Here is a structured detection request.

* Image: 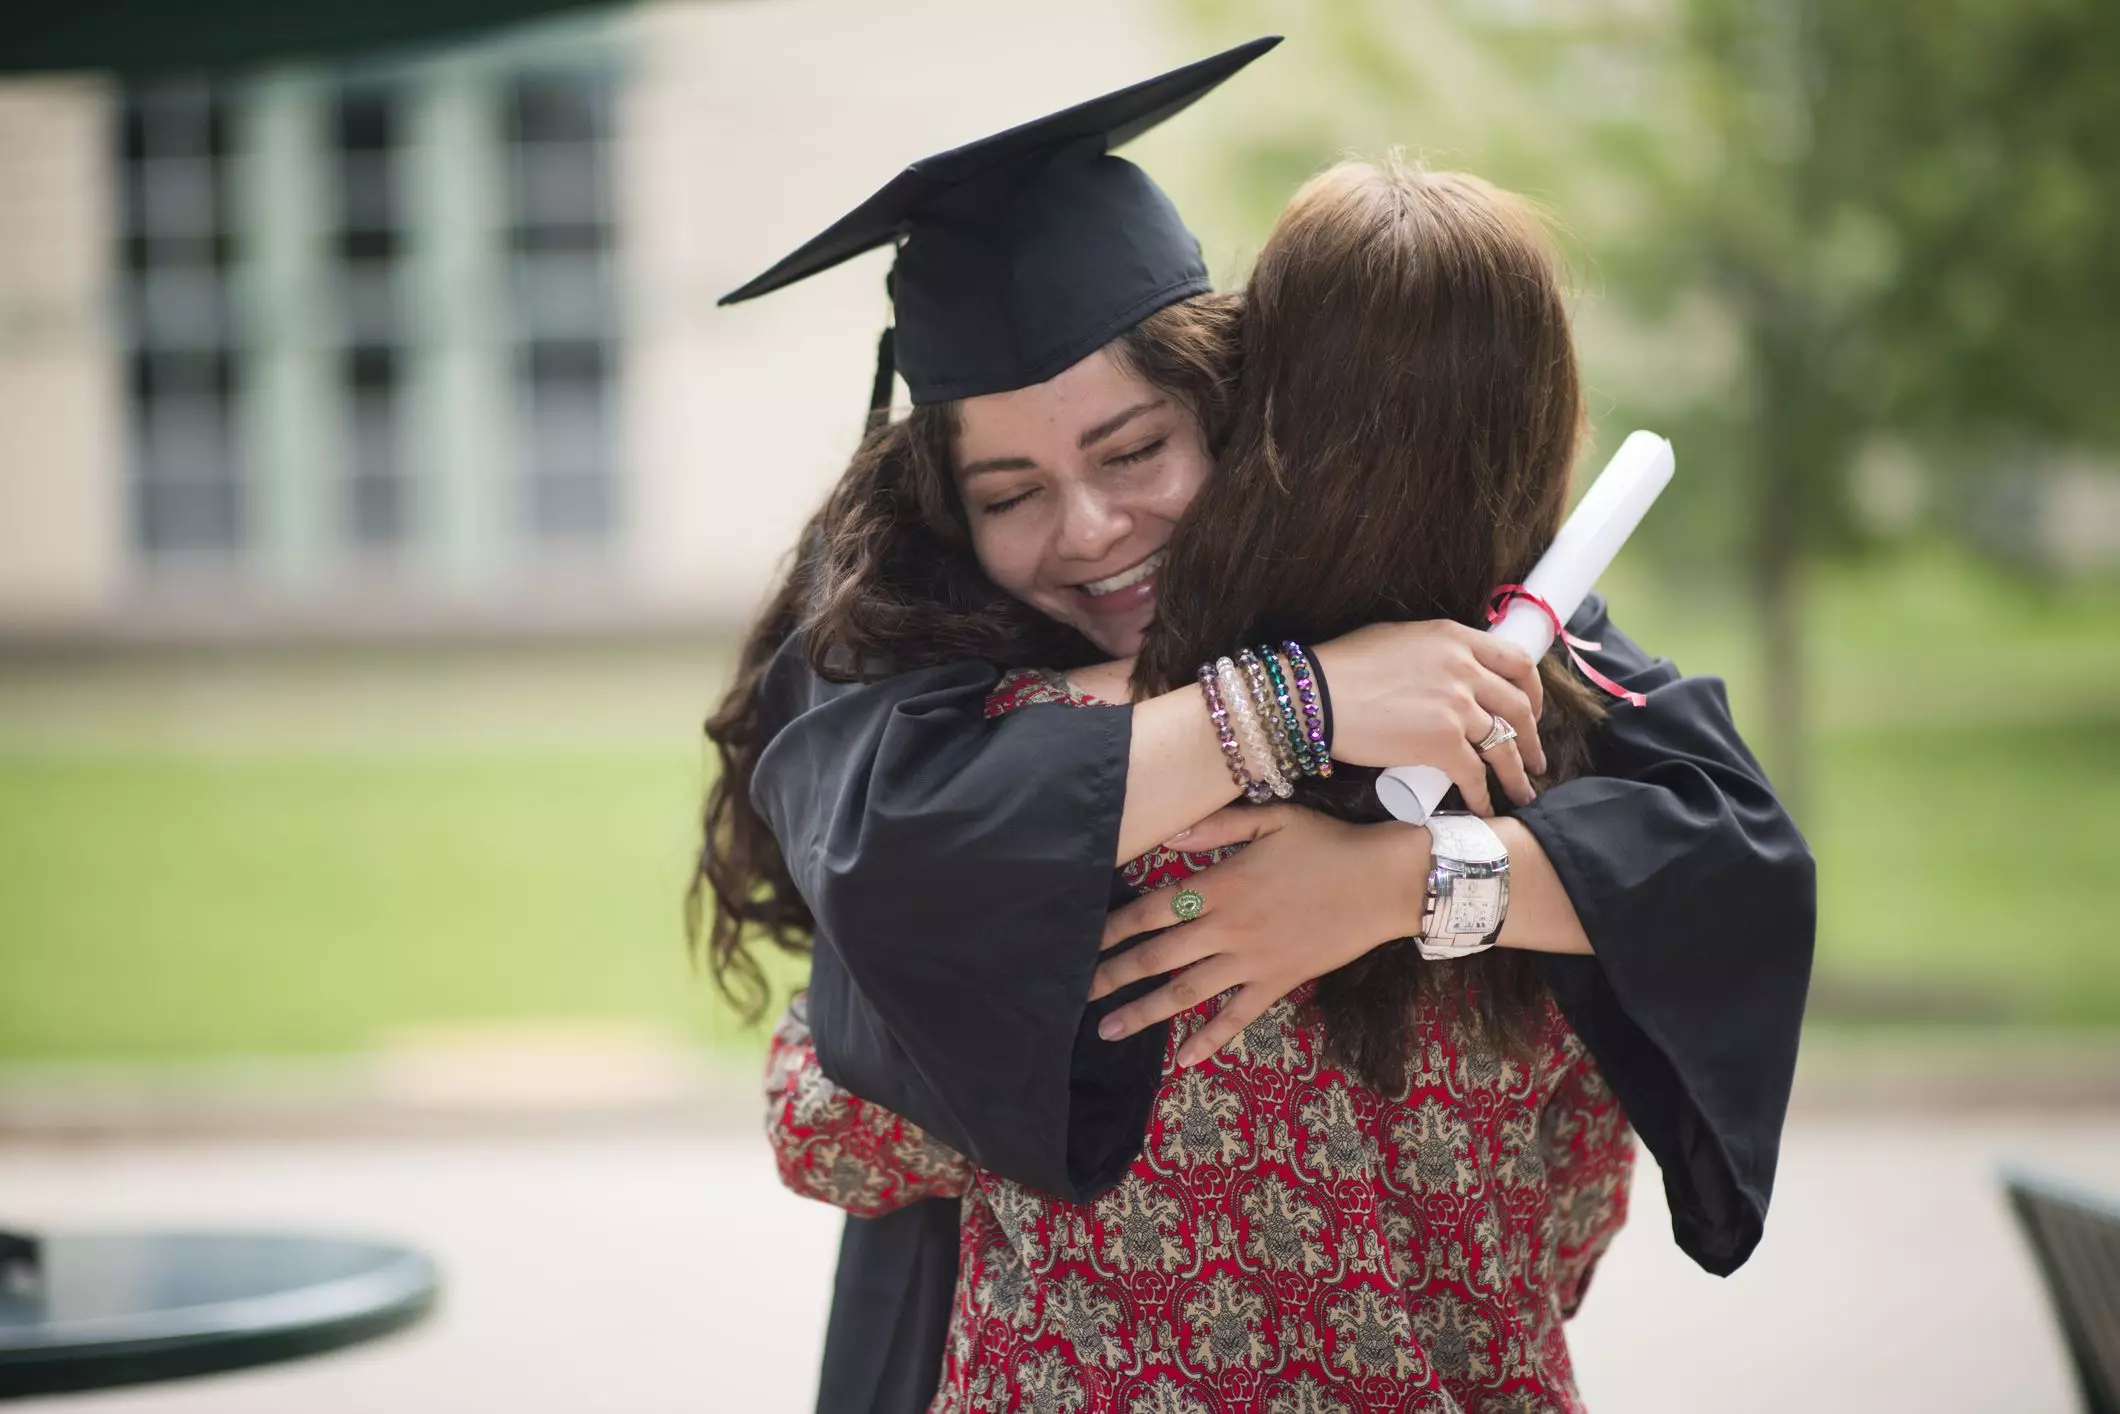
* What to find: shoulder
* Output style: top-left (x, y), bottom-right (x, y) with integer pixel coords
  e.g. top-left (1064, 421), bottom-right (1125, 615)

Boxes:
top-left (983, 667), bottom-right (1095, 718)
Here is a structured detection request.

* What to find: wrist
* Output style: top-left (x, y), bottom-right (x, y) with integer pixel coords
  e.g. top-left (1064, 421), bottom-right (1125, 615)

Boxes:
top-left (1368, 821), bottom-right (1434, 940)
top-left (1414, 812), bottom-right (1512, 959)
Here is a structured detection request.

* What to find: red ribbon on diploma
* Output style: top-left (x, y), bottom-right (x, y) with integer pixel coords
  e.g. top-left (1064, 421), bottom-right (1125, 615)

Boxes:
top-left (1485, 584), bottom-right (1648, 708)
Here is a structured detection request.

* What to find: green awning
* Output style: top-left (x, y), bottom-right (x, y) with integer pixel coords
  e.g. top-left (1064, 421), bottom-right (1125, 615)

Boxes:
top-left (2, 0), bottom-right (616, 76)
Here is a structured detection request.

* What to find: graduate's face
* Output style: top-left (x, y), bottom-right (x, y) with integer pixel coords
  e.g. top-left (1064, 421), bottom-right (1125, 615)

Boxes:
top-left (953, 349), bottom-right (1212, 657)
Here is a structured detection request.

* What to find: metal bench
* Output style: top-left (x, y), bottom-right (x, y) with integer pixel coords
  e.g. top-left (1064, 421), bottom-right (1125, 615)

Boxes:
top-left (2006, 1170), bottom-right (2120, 1414)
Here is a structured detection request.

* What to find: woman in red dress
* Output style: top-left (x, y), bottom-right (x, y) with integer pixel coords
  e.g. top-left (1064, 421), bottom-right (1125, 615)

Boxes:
top-left (760, 159), bottom-right (1642, 1413)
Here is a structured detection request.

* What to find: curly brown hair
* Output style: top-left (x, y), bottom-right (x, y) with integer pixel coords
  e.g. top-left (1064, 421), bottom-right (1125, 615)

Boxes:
top-left (689, 293), bottom-right (1245, 1024)
top-left (695, 159), bottom-right (1601, 1097)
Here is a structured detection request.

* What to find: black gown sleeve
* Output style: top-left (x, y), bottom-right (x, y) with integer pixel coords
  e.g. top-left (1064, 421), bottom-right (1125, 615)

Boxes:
top-left (750, 640), bottom-right (1167, 1203)
top-left (754, 601), bottom-right (1812, 1413)
top-left (1515, 593), bottom-right (1816, 1276)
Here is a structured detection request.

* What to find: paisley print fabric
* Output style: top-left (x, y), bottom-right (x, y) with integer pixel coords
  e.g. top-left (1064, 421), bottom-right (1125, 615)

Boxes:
top-left (766, 1000), bottom-right (973, 1218)
top-left (767, 669), bottom-right (1635, 1413)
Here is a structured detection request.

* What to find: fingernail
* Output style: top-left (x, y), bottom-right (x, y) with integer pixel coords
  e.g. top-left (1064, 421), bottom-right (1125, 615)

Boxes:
top-left (1099, 1017), bottom-right (1124, 1041)
top-left (1167, 829), bottom-right (1192, 844)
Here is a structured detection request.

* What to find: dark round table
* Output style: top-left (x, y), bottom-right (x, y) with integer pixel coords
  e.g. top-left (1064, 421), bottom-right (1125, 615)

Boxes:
top-left (0, 1231), bottom-right (439, 1400)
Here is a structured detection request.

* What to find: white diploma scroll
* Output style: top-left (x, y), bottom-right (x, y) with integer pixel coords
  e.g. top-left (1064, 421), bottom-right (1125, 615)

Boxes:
top-left (1373, 430), bottom-right (1677, 825)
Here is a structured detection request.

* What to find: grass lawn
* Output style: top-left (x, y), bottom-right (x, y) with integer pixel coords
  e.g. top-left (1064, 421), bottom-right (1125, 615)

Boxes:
top-left (0, 749), bottom-right (739, 1060)
top-left (0, 550), bottom-right (2114, 1062)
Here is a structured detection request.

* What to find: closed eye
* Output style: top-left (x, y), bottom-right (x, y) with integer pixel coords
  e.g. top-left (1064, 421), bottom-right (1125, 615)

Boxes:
top-left (1109, 437), bottom-right (1167, 467)
top-left (981, 487), bottom-right (1038, 516)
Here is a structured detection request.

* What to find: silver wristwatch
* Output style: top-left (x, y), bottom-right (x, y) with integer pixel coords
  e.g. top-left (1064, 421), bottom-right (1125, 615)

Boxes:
top-left (1415, 812), bottom-right (1510, 960)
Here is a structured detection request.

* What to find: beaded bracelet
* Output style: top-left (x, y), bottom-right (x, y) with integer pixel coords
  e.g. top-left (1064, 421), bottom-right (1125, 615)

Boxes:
top-left (1216, 656), bottom-right (1291, 801)
top-left (1237, 649), bottom-right (1304, 784)
top-left (1196, 663), bottom-right (1255, 799)
top-left (1281, 641), bottom-right (1333, 778)
top-left (1257, 648), bottom-right (1315, 779)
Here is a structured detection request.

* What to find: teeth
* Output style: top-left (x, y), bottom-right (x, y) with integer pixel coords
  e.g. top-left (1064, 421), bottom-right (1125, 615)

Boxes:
top-left (1081, 549), bottom-right (1165, 597)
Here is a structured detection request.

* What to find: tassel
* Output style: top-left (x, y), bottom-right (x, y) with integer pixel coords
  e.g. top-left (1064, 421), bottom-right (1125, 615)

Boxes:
top-left (866, 325), bottom-right (896, 428)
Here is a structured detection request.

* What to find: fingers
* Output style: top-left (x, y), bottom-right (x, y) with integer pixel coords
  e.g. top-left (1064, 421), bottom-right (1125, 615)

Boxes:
top-left (1463, 628), bottom-right (1545, 724)
top-left (1446, 741), bottom-right (1495, 817)
top-left (1103, 881), bottom-right (1205, 952)
top-left (1090, 918), bottom-right (1224, 1001)
top-left (1097, 956), bottom-right (1245, 1043)
top-left (1103, 884), bottom-right (1203, 953)
top-left (1467, 675), bottom-right (1547, 777)
top-left (1173, 987), bottom-right (1271, 1067)
top-left (1165, 803), bottom-right (1286, 854)
top-left (1480, 733), bottom-right (1536, 808)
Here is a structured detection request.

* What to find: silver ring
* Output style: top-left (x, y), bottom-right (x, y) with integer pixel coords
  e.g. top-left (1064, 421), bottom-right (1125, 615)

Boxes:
top-left (1473, 715), bottom-right (1517, 754)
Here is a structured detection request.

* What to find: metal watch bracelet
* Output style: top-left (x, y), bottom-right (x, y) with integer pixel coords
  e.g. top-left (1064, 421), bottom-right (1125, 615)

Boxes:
top-left (1414, 811), bottom-right (1510, 961)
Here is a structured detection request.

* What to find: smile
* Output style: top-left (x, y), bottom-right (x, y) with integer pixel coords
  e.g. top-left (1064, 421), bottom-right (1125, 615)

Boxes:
top-left (1078, 549), bottom-right (1165, 598)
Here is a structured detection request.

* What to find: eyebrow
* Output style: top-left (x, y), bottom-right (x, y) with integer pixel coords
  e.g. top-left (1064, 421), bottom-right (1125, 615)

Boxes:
top-left (958, 399), bottom-right (1168, 480)
top-left (1079, 399), bottom-right (1165, 449)
top-left (959, 455), bottom-right (1037, 479)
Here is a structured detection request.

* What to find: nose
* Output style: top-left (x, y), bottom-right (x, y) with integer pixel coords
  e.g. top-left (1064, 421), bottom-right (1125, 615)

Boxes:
top-left (1053, 482), bottom-right (1131, 564)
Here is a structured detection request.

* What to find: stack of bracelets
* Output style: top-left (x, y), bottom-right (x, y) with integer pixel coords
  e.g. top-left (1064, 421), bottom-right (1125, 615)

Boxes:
top-left (1195, 642), bottom-right (1333, 804)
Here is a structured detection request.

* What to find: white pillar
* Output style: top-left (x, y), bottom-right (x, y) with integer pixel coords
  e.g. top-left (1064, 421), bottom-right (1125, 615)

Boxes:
top-left (235, 67), bottom-right (339, 591)
top-left (0, 76), bottom-right (125, 630)
top-left (406, 59), bottom-right (514, 590)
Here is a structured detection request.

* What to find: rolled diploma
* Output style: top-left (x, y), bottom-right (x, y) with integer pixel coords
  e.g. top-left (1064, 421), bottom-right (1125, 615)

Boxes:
top-left (1374, 429), bottom-right (1676, 824)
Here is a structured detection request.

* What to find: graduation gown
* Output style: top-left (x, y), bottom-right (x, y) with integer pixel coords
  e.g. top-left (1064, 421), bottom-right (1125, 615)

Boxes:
top-left (750, 595), bottom-right (1814, 1414)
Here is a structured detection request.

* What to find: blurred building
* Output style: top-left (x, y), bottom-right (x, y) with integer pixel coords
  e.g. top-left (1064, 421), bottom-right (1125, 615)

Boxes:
top-left (0, 0), bottom-right (1187, 641)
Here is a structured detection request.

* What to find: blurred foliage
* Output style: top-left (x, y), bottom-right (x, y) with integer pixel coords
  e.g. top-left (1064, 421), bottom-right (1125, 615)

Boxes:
top-left (1176, 0), bottom-right (2120, 803)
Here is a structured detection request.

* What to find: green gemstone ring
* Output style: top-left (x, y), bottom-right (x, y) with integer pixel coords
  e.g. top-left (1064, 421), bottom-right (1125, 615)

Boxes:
top-left (1170, 888), bottom-right (1206, 922)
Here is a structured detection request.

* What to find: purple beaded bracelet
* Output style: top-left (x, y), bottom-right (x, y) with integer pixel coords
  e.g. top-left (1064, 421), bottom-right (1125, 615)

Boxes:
top-left (1196, 663), bottom-right (1256, 799)
top-left (1281, 641), bottom-right (1333, 778)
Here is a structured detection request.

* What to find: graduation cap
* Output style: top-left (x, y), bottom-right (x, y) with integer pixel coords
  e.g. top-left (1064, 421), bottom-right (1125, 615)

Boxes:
top-left (718, 36), bottom-right (1281, 411)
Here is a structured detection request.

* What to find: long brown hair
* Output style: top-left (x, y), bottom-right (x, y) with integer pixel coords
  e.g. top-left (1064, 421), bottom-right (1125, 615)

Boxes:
top-left (1134, 159), bottom-right (1603, 1090)
top-left (692, 293), bottom-right (1246, 1023)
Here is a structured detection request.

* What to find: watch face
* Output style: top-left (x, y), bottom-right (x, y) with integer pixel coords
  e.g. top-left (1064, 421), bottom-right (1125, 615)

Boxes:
top-left (1427, 813), bottom-right (1508, 865)
top-left (1443, 878), bottom-right (1502, 936)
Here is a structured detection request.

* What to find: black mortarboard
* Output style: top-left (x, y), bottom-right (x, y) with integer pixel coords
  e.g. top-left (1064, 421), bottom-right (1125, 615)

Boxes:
top-left (718, 36), bottom-right (1281, 409)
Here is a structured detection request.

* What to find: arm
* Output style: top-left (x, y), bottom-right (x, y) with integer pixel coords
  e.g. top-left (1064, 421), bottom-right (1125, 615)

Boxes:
top-left (1541, 1050), bottom-right (1636, 1318)
top-left (1087, 595), bottom-right (1813, 1272)
top-left (1116, 683), bottom-right (1244, 862)
top-left (765, 996), bottom-right (972, 1218)
top-left (1086, 808), bottom-right (1589, 1066)
top-left (1112, 617), bottom-right (1553, 862)
top-left (1108, 613), bottom-right (1556, 864)
top-left (750, 619), bottom-right (1548, 1199)
top-left (1516, 596), bottom-right (1815, 1276)
top-left (751, 640), bottom-right (1152, 1199)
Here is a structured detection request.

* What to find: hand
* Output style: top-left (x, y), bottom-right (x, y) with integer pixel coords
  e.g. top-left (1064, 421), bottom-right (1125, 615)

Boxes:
top-left (1091, 805), bottom-right (1430, 1067)
top-left (1309, 620), bottom-right (1545, 814)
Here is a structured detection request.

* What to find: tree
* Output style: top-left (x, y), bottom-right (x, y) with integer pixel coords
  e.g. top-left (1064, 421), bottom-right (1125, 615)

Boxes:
top-left (1176, 0), bottom-right (2120, 814)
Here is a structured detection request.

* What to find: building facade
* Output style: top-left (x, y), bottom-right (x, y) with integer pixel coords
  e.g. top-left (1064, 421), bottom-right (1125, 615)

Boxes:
top-left (0, 0), bottom-right (1184, 639)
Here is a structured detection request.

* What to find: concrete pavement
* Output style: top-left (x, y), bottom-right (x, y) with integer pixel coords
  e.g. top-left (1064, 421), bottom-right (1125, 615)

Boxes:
top-left (5, 1112), bottom-right (2113, 1412)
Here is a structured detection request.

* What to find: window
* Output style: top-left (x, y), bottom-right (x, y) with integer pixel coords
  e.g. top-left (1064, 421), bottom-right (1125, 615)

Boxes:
top-left (330, 82), bottom-right (411, 551)
top-left (118, 81), bottom-right (243, 560)
top-left (503, 71), bottom-right (619, 543)
top-left (114, 55), bottom-right (624, 587)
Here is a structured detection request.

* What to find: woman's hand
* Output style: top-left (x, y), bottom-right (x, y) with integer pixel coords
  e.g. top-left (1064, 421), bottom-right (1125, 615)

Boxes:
top-left (1310, 620), bottom-right (1546, 813)
top-left (1091, 804), bottom-right (1431, 1067)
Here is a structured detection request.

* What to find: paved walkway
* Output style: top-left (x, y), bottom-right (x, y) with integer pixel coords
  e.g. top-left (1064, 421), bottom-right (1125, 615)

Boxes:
top-left (7, 1112), bottom-right (2115, 1412)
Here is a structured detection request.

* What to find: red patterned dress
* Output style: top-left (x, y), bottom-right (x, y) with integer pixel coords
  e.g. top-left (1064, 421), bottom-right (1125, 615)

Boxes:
top-left (766, 670), bottom-right (1635, 1414)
